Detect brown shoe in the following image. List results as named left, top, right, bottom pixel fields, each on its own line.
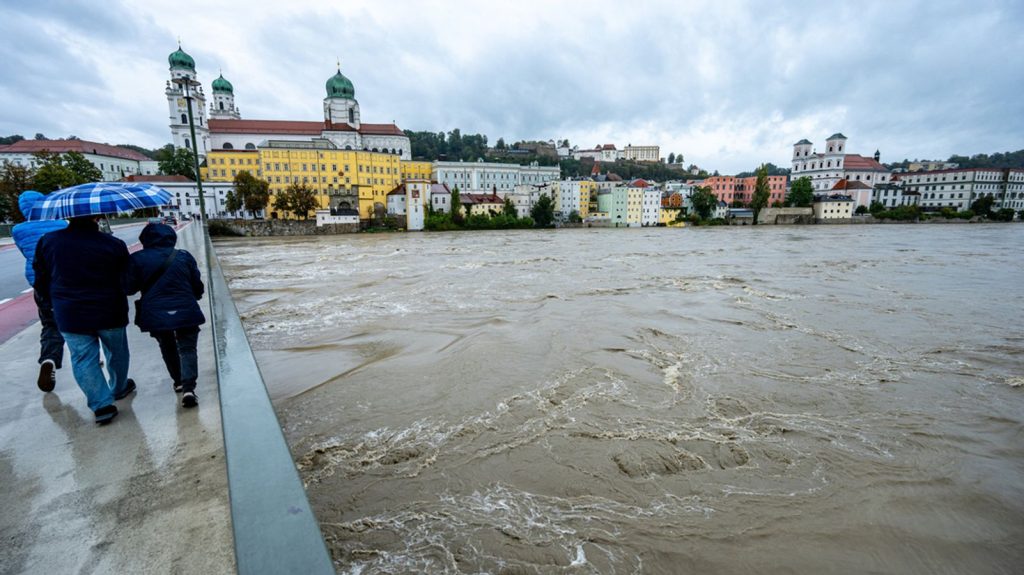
left=38, top=359, right=56, bottom=392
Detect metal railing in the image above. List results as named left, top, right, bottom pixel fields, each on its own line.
left=202, top=227, right=335, bottom=574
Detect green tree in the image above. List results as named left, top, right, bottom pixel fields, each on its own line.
left=157, top=146, right=197, bottom=180
left=869, top=200, right=885, bottom=215
left=502, top=196, right=517, bottom=218
left=855, top=205, right=868, bottom=215
left=272, top=187, right=293, bottom=219
left=668, top=152, right=676, bottom=165
left=450, top=186, right=463, bottom=224
left=689, top=185, right=718, bottom=220
left=785, top=176, right=814, bottom=207
left=233, top=170, right=270, bottom=218
left=495, top=138, right=506, bottom=150
left=0, top=161, right=35, bottom=222
left=62, top=151, right=103, bottom=182
left=0, top=134, right=25, bottom=145
left=289, top=183, right=319, bottom=219
left=751, top=165, right=771, bottom=224
left=531, top=193, right=555, bottom=227
left=224, top=190, right=242, bottom=214
left=970, top=195, right=995, bottom=217
left=567, top=209, right=582, bottom=223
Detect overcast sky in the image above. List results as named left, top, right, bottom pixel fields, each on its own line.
left=1, top=0, right=1021, bottom=173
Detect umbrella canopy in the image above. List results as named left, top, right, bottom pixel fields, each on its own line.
left=26, top=182, right=173, bottom=221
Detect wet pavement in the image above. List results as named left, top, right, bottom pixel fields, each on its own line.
left=0, top=224, right=234, bottom=574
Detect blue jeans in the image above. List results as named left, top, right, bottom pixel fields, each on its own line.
left=61, top=328, right=130, bottom=412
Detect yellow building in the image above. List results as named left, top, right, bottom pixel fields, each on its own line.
left=401, top=160, right=432, bottom=183
left=660, top=207, right=684, bottom=226
left=627, top=185, right=644, bottom=226
left=205, top=141, right=402, bottom=220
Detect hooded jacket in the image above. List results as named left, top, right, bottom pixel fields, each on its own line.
left=34, top=217, right=130, bottom=333
left=11, top=191, right=68, bottom=287
left=126, top=223, right=205, bottom=333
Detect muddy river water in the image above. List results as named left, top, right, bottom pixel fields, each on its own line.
left=216, top=224, right=1024, bottom=574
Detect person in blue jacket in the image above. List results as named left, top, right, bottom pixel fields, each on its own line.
left=12, top=191, right=68, bottom=393
left=126, top=223, right=205, bottom=408
left=34, top=215, right=134, bottom=425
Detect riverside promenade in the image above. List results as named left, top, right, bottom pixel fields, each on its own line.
left=0, top=223, right=333, bottom=574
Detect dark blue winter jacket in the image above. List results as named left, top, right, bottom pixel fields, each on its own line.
left=11, top=191, right=67, bottom=287
left=126, top=224, right=205, bottom=333
left=34, top=217, right=130, bottom=333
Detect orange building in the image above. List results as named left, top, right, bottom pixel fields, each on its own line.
left=702, top=176, right=738, bottom=204
left=734, top=175, right=788, bottom=205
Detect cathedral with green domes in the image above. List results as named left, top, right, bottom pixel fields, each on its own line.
left=165, top=44, right=410, bottom=160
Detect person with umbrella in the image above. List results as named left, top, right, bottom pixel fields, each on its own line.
left=31, top=182, right=172, bottom=425
left=11, top=191, right=68, bottom=392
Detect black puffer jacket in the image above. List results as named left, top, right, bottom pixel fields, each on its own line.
left=126, top=224, right=205, bottom=333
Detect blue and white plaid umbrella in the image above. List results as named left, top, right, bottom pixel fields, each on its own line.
left=26, top=182, right=173, bottom=221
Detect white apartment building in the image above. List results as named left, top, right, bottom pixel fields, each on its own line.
left=432, top=159, right=559, bottom=193
left=642, top=187, right=661, bottom=226
left=896, top=168, right=1024, bottom=212
left=871, top=183, right=920, bottom=208
left=791, top=133, right=892, bottom=196
left=813, top=195, right=854, bottom=221
left=623, top=145, right=660, bottom=162
left=0, top=139, right=154, bottom=182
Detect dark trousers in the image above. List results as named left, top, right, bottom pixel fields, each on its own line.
left=35, top=289, right=65, bottom=368
left=151, top=327, right=200, bottom=393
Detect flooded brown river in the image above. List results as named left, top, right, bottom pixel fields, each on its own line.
left=216, top=224, right=1024, bottom=574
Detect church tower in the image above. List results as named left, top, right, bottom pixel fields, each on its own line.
left=209, top=73, right=240, bottom=120
left=165, top=44, right=210, bottom=158
left=323, top=66, right=360, bottom=130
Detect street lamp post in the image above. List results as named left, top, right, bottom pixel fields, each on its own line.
left=172, top=77, right=208, bottom=222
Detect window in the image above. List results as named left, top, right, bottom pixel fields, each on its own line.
left=245, top=143, right=255, bottom=150
left=181, top=114, right=187, bottom=124
left=219, top=102, right=224, bottom=110
left=224, top=143, right=234, bottom=150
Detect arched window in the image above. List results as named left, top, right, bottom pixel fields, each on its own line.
left=181, top=114, right=188, bottom=124
left=184, top=139, right=190, bottom=149
left=349, top=108, right=355, bottom=123
left=223, top=143, right=234, bottom=150
left=219, top=102, right=224, bottom=110
left=245, top=143, right=255, bottom=150
left=345, top=145, right=352, bottom=150
left=372, top=148, right=378, bottom=152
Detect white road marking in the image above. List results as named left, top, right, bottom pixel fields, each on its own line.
left=21, top=288, right=33, bottom=294
left=0, top=298, right=11, bottom=305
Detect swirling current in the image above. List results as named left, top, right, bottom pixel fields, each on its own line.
left=216, top=224, right=1024, bottom=574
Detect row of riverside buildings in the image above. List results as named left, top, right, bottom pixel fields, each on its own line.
left=2, top=46, right=1022, bottom=226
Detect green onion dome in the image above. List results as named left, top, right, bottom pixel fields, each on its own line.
left=325, top=70, right=355, bottom=99
left=212, top=74, right=233, bottom=94
left=168, top=47, right=195, bottom=71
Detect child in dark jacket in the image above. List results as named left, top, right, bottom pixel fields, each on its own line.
left=126, top=223, right=205, bottom=408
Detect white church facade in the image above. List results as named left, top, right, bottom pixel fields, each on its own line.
left=164, top=45, right=410, bottom=161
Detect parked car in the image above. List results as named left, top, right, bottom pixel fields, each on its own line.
left=147, top=217, right=163, bottom=224
left=163, top=215, right=178, bottom=225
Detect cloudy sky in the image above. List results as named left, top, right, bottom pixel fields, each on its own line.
left=1, top=0, right=1021, bottom=173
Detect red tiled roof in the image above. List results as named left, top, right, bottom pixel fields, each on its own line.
left=122, top=175, right=194, bottom=183
left=461, top=192, right=503, bottom=204
left=831, top=179, right=873, bottom=190
left=0, top=139, right=151, bottom=162
left=629, top=179, right=649, bottom=188
left=386, top=184, right=406, bottom=196
left=842, top=154, right=889, bottom=172
left=601, top=144, right=616, bottom=150
left=208, top=119, right=405, bottom=137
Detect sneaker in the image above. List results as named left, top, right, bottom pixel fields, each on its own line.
left=114, top=378, right=136, bottom=401
left=94, top=404, right=118, bottom=425
left=173, top=381, right=183, bottom=393
left=37, top=359, right=56, bottom=392
left=182, top=391, right=198, bottom=408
